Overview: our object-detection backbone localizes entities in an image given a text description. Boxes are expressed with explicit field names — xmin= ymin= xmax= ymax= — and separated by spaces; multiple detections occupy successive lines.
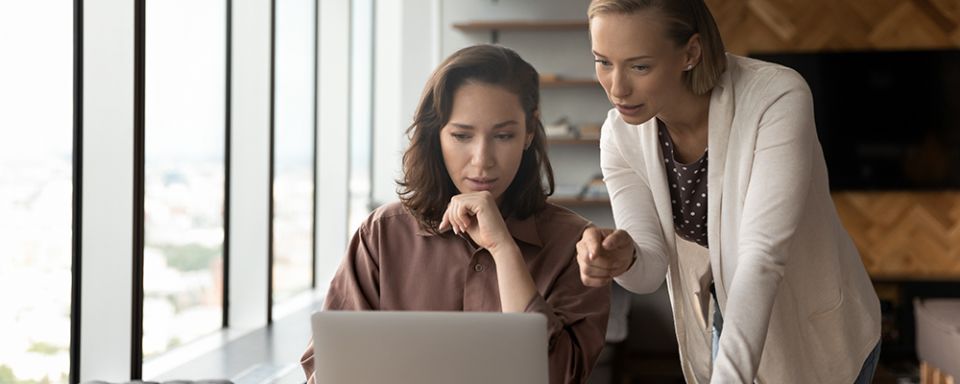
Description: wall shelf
xmin=549 ymin=197 xmax=610 ymax=207
xmin=541 ymin=78 xmax=600 ymax=88
xmin=452 ymin=20 xmax=589 ymax=44
xmin=452 ymin=20 xmax=588 ymax=31
xmin=548 ymin=138 xmax=599 ymax=145
xmin=452 ymin=16 xmax=609 ymax=217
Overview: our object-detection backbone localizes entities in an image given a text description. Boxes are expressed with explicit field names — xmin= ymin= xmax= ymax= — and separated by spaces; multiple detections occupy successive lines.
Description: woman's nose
xmin=609 ymin=69 xmax=631 ymax=99
xmin=470 ymin=138 xmax=495 ymax=168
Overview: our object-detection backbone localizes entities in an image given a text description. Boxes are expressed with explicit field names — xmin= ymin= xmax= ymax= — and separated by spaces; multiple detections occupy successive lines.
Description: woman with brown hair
xmin=299 ymin=44 xmax=610 ymax=384
xmin=575 ymin=0 xmax=881 ymax=383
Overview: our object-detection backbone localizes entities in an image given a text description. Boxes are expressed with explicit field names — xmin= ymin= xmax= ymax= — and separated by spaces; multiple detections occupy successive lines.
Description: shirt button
xmin=474 ymin=264 xmax=484 ymax=272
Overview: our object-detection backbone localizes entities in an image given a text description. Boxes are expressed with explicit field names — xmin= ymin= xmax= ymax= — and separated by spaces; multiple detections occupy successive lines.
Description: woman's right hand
xmin=437 ymin=191 xmax=513 ymax=253
xmin=576 ymin=227 xmax=636 ymax=287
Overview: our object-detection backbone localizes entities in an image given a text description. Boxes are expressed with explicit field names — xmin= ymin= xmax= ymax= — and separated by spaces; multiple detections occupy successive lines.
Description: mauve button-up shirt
xmin=300 ymin=201 xmax=611 ymax=384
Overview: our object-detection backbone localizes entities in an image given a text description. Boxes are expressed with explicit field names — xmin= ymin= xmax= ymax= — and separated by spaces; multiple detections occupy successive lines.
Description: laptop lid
xmin=311 ymin=311 xmax=549 ymax=384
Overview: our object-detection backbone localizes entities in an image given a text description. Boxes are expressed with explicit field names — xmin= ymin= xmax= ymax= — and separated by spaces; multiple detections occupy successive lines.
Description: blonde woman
xmin=575 ymin=0 xmax=882 ymax=383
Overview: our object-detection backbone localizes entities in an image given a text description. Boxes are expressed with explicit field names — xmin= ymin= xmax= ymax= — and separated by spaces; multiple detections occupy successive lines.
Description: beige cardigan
xmin=604 ymin=54 xmax=881 ymax=383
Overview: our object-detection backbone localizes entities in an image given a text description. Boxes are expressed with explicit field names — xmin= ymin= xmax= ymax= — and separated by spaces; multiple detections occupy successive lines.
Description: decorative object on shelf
xmin=537 ymin=73 xmax=601 ymax=88
xmin=544 ymin=117 xmax=577 ymax=139
xmin=553 ymin=184 xmax=583 ymax=201
xmin=548 ymin=175 xmax=610 ymax=208
xmin=539 ymin=73 xmax=560 ymax=83
xmin=578 ymin=123 xmax=601 ymax=140
xmin=579 ymin=174 xmax=608 ymax=200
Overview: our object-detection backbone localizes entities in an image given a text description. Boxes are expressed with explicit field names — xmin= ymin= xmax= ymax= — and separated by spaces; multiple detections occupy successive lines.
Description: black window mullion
xmin=131 ymin=0 xmax=146 ymax=378
xmin=367 ymin=0 xmax=376 ymax=214
xmin=223 ymin=0 xmax=233 ymax=329
xmin=311 ymin=0 xmax=319 ymax=290
xmin=70 ymin=0 xmax=84 ymax=382
xmin=267 ymin=0 xmax=276 ymax=325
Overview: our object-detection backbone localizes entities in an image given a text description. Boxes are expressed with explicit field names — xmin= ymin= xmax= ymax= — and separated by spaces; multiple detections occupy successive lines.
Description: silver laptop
xmin=310 ymin=311 xmax=549 ymax=384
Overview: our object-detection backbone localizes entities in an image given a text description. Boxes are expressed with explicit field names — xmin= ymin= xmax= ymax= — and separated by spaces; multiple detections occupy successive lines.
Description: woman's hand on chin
xmin=438 ymin=191 xmax=514 ymax=252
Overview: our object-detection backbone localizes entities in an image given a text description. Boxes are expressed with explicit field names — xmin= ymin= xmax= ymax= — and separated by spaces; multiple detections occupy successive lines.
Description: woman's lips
xmin=615 ymin=103 xmax=643 ymax=117
xmin=466 ymin=178 xmax=497 ymax=191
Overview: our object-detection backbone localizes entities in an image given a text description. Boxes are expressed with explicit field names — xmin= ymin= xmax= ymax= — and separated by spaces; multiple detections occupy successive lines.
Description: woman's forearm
xmin=488 ymin=242 xmax=539 ymax=312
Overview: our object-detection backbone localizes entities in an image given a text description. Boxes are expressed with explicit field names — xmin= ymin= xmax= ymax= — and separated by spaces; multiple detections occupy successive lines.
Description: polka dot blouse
xmin=657 ymin=120 xmax=708 ymax=248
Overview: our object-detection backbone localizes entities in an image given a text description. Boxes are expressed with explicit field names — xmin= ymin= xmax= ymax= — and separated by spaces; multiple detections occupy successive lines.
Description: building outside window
xmin=0 ymin=1 xmax=74 ymax=382
xmin=143 ymin=0 xmax=227 ymax=359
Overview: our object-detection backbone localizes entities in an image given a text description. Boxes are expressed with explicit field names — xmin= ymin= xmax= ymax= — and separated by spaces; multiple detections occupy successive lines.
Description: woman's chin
xmin=619 ymin=113 xmax=653 ymax=126
xmin=620 ymin=109 xmax=653 ymax=125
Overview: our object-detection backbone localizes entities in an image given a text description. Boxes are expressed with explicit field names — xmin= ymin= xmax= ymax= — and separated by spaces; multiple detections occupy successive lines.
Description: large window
xmin=0 ymin=1 xmax=74 ymax=383
xmin=273 ymin=0 xmax=316 ymax=304
xmin=348 ymin=0 xmax=374 ymax=235
xmin=143 ymin=0 xmax=226 ymax=359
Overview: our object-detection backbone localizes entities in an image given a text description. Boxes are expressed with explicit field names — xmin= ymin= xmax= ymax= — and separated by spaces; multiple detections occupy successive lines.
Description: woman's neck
xmin=657 ymin=90 xmax=711 ymax=163
xmin=658 ymin=89 xmax=710 ymax=134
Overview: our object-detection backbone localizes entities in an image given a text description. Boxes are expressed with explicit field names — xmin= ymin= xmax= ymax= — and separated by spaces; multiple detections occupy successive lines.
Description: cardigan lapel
xmin=707 ymin=55 xmax=736 ymax=300
xmin=639 ymin=118 xmax=678 ymax=259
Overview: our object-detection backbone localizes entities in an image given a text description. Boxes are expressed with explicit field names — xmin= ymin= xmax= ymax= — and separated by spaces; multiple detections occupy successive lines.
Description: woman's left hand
xmin=438 ymin=191 xmax=513 ymax=252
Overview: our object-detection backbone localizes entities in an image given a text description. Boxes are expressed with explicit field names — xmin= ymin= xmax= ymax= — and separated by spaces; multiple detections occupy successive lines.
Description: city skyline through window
xmin=143 ymin=0 xmax=227 ymax=360
xmin=0 ymin=1 xmax=74 ymax=382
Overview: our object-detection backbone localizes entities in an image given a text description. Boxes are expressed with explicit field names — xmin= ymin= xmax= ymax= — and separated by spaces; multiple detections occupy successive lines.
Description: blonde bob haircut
xmin=588 ymin=0 xmax=727 ymax=95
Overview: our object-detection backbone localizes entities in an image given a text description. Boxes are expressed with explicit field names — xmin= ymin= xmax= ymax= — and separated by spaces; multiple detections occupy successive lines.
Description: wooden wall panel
xmin=707 ymin=0 xmax=960 ymax=54
xmin=834 ymin=192 xmax=960 ymax=280
xmin=704 ymin=0 xmax=960 ymax=279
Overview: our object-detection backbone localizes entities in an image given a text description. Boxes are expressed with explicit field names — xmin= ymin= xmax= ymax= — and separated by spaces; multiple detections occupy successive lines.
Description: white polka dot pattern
xmin=658 ymin=120 xmax=709 ymax=247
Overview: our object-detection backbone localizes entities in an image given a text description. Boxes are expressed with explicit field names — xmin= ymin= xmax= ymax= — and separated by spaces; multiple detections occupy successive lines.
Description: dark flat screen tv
xmin=750 ymin=49 xmax=960 ymax=190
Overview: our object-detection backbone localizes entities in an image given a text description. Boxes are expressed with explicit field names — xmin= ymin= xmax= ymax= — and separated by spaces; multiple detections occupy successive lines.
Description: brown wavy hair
xmin=588 ymin=0 xmax=727 ymax=95
xmin=397 ymin=44 xmax=555 ymax=234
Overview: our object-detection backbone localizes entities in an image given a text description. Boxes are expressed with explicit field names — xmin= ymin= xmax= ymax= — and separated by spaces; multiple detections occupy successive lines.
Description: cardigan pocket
xmin=809 ymin=283 xmax=843 ymax=318
xmin=807 ymin=288 xmax=859 ymax=382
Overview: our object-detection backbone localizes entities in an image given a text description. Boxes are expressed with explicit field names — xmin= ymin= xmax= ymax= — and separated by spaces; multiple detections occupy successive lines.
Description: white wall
xmin=228 ymin=0 xmax=272 ymax=330
xmin=80 ymin=0 xmax=135 ymax=380
xmin=316 ymin=0 xmax=351 ymax=286
xmin=371 ymin=0 xmax=441 ymax=206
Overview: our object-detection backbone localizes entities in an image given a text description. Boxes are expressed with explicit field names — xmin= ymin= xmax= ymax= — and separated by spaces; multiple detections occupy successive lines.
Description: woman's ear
xmin=526 ymin=109 xmax=540 ymax=150
xmin=684 ymin=33 xmax=703 ymax=70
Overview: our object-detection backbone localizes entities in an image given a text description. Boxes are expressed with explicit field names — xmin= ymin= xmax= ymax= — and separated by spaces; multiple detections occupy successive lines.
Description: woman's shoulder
xmin=600 ymin=108 xmax=658 ymax=154
xmin=534 ymin=202 xmax=592 ymax=238
xmin=367 ymin=200 xmax=410 ymax=220
xmin=727 ymin=54 xmax=810 ymax=94
xmin=358 ymin=200 xmax=420 ymax=233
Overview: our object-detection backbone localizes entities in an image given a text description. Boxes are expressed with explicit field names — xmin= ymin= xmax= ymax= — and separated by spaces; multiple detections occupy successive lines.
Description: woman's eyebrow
xmin=592 ymin=50 xmax=654 ymax=61
xmin=450 ymin=120 xmax=518 ymax=129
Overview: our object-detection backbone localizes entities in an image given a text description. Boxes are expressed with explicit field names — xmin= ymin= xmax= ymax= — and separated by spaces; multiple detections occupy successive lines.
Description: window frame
xmin=71 ymin=0 xmax=353 ymax=380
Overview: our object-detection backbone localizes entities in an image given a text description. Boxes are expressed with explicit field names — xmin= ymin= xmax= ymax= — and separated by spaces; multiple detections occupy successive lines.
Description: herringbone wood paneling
xmin=705 ymin=0 xmax=960 ymax=278
xmin=834 ymin=192 xmax=960 ymax=279
xmin=707 ymin=0 xmax=960 ymax=54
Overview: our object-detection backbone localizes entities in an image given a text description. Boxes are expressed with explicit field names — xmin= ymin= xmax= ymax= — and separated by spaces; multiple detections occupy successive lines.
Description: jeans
xmin=710 ymin=293 xmax=881 ymax=383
